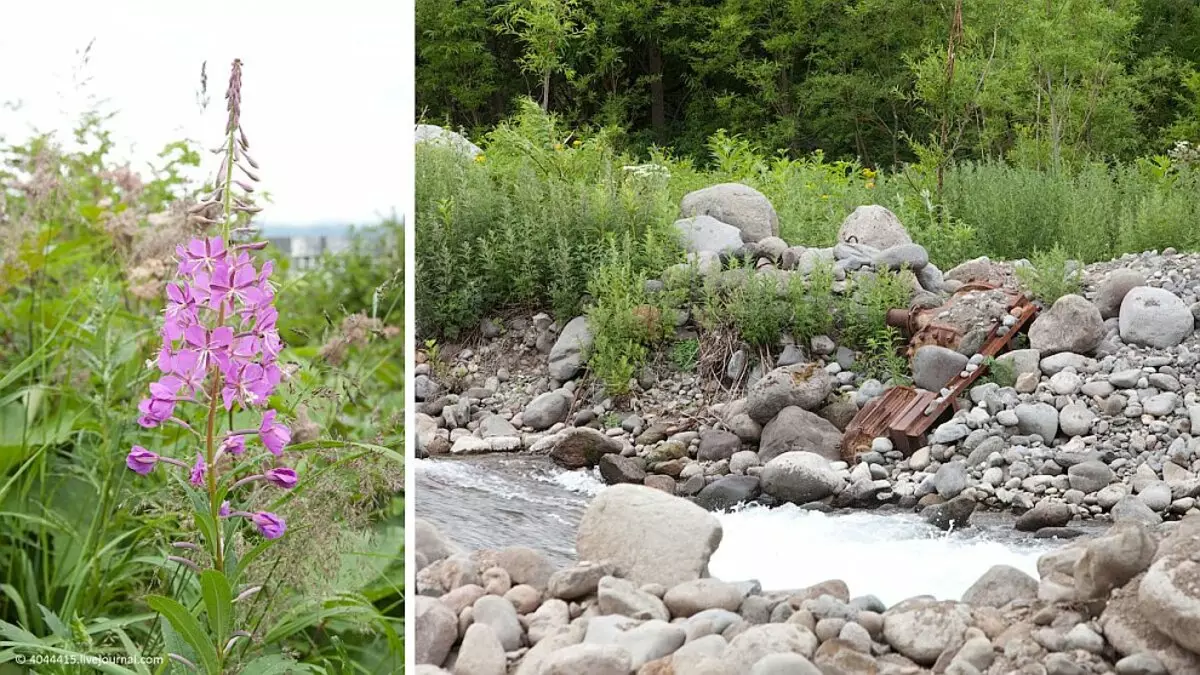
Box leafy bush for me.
[1016,244,1084,305]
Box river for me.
[414,455,1072,607]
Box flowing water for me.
[415,455,1076,606]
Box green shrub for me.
[671,338,700,372]
[1015,244,1084,305]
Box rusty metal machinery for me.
[840,285,1040,461]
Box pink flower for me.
[189,454,206,487]
[259,410,290,456]
[207,259,258,309]
[176,237,227,276]
[126,446,159,474]
[164,283,200,340]
[220,435,246,456]
[222,363,274,410]
[219,501,231,517]
[138,376,183,427]
[250,511,286,539]
[264,467,297,489]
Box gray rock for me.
[681,183,779,243]
[873,243,929,271]
[550,427,622,469]
[696,475,761,511]
[1015,402,1059,440]
[1029,295,1104,355]
[882,600,973,666]
[760,451,845,505]
[538,644,631,675]
[931,422,970,445]
[1095,269,1146,319]
[614,620,687,670]
[934,462,969,499]
[1059,403,1096,437]
[922,495,976,531]
[415,124,482,157]
[598,454,647,485]
[548,561,614,600]
[996,349,1041,378]
[759,406,843,463]
[664,578,745,617]
[548,316,594,381]
[724,624,819,671]
[912,345,969,392]
[415,596,458,666]
[472,594,523,651]
[698,430,742,462]
[1068,461,1114,493]
[1143,392,1178,417]
[577,484,723,588]
[1119,286,1194,348]
[916,263,944,292]
[524,391,570,430]
[1111,496,1162,527]
[961,564,1038,608]
[1074,520,1156,602]
[674,215,745,255]
[597,575,670,621]
[837,205,912,250]
[1115,653,1169,675]
[416,518,462,573]
[455,623,507,675]
[479,415,518,439]
[750,653,822,675]
[1138,529,1200,654]
[746,363,835,424]
[1015,500,1072,531]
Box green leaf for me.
[144,595,219,675]
[239,654,316,675]
[198,570,233,643]
[232,539,275,584]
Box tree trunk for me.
[542,70,551,111]
[649,42,666,143]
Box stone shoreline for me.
[415,483,1200,675]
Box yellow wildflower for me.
[866,181,875,189]
[861,167,877,179]
[475,154,486,163]
[821,194,829,199]
[572,139,582,147]
[554,143,564,151]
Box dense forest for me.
[416,0,1200,165]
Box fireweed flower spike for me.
[128,60,299,670]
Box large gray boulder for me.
[548,316,593,381]
[760,451,844,505]
[680,183,779,243]
[415,596,458,666]
[961,565,1038,608]
[1095,269,1146,319]
[550,427,622,469]
[674,215,745,255]
[1119,286,1195,348]
[1137,518,1200,654]
[882,600,973,666]
[577,484,723,588]
[758,406,843,463]
[836,205,912,250]
[746,363,834,424]
[524,391,571,430]
[415,124,482,158]
[1028,294,1104,355]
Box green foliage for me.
[585,236,676,394]
[670,339,700,372]
[1016,244,1084,305]
[416,101,680,338]
[0,120,403,672]
[418,0,1200,164]
[980,356,1016,388]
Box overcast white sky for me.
[0,1,405,226]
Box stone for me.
[1074,521,1156,602]
[837,205,912,250]
[873,243,929,271]
[724,624,820,672]
[548,316,594,381]
[696,475,761,511]
[1120,286,1195,348]
[550,427,622,469]
[1138,543,1200,653]
[524,391,570,430]
[615,620,687,670]
[1016,500,1072,531]
[538,644,632,675]
[1029,295,1104,355]
[997,349,1041,379]
[1059,403,1096,437]
[415,596,458,666]
[1068,461,1114,494]
[599,454,647,485]
[760,451,845,505]
[681,183,779,243]
[548,561,614,600]
[934,462,969,499]
[664,578,745,617]
[597,576,670,621]
[674,215,745,255]
[455,623,507,675]
[479,415,519,439]
[961,565,1038,608]
[758,406,843,463]
[697,430,742,462]
[472,595,524,651]
[1111,497,1162,527]
[882,600,972,666]
[1015,402,1059,440]
[912,345,969,392]
[922,495,977,531]
[1143,393,1179,417]
[746,363,835,424]
[812,638,879,674]
[1101,578,1200,675]
[1095,269,1146,319]
[577,484,723,588]
[527,599,570,644]
[750,653,822,675]
[416,518,462,573]
[415,124,483,157]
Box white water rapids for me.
[415,456,1060,606]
